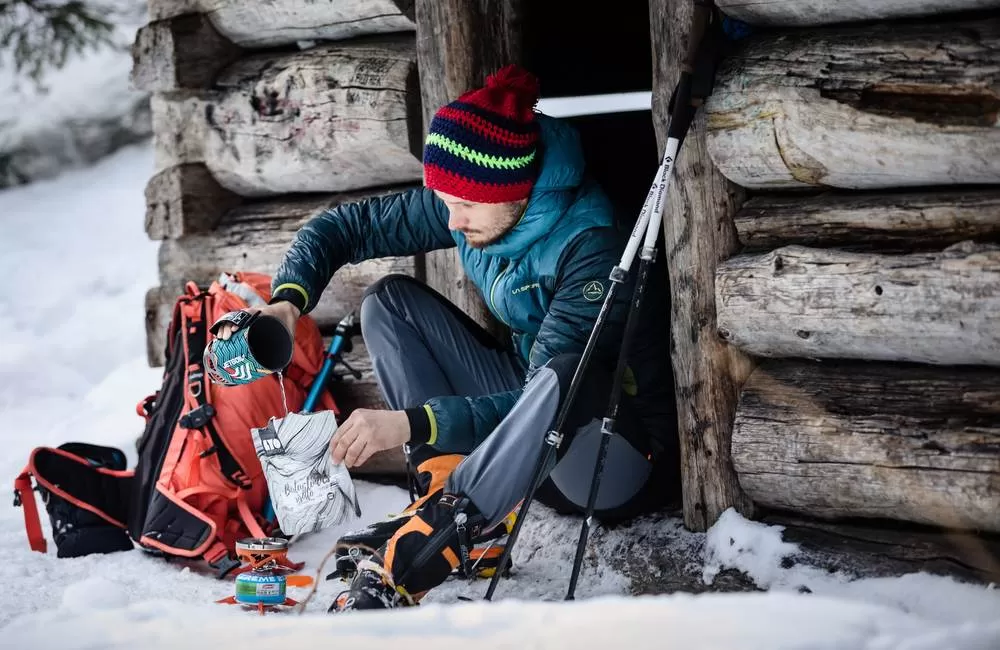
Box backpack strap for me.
[14,446,134,554]
[14,468,47,553]
[180,296,252,490]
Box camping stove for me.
[216,537,313,614]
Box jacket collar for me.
[481,114,585,259]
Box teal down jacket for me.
[271,115,676,457]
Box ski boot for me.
[328,451,514,583]
[327,452,460,574]
[328,507,516,583]
[329,560,415,612]
[327,511,415,581]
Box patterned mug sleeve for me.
[204,311,293,386]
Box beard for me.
[463,222,515,248]
[462,203,524,249]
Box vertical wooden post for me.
[648,0,756,531]
[414,0,525,337]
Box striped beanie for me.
[423,64,541,204]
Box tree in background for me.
[0,1,115,84]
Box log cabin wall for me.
[128,0,657,469]
[131,0,660,410]
[130,0,1000,572]
[650,0,1000,547]
[131,0,425,421]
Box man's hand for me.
[215,301,301,341]
[330,409,410,469]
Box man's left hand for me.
[330,409,410,468]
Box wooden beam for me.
[649,0,755,532]
[148,0,415,48]
[733,189,1000,253]
[155,189,420,333]
[151,36,424,197]
[145,164,241,239]
[706,17,1000,190]
[716,243,1000,366]
[144,164,419,241]
[130,14,243,92]
[732,359,1000,533]
[414,0,524,335]
[716,0,1000,26]
[764,513,1000,586]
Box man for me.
[219,64,678,609]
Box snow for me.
[0,127,997,650]
[702,509,1000,625]
[0,0,150,185]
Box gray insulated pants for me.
[359,274,655,529]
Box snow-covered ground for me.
[1,140,998,648]
[0,0,150,187]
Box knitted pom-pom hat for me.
[423,64,541,204]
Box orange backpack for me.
[15,272,339,575]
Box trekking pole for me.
[484,0,736,602]
[564,59,699,605]
[483,249,631,600]
[484,111,674,601]
[564,0,747,600]
[563,169,672,600]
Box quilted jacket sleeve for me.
[270,187,453,314]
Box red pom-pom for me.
[458,64,540,122]
[487,64,540,98]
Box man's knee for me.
[362,273,424,304]
[360,274,423,334]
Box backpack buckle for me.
[208,553,242,579]
[179,404,216,429]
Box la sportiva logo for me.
[583,281,604,302]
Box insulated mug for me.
[204,311,293,386]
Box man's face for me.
[434,190,526,249]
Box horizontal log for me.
[148,0,415,48]
[734,189,1000,252]
[763,514,1000,585]
[145,163,417,240]
[732,359,1000,533]
[152,36,423,197]
[706,17,1000,190]
[145,164,241,239]
[716,0,1000,26]
[130,14,243,92]
[716,243,1000,366]
[155,194,418,330]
